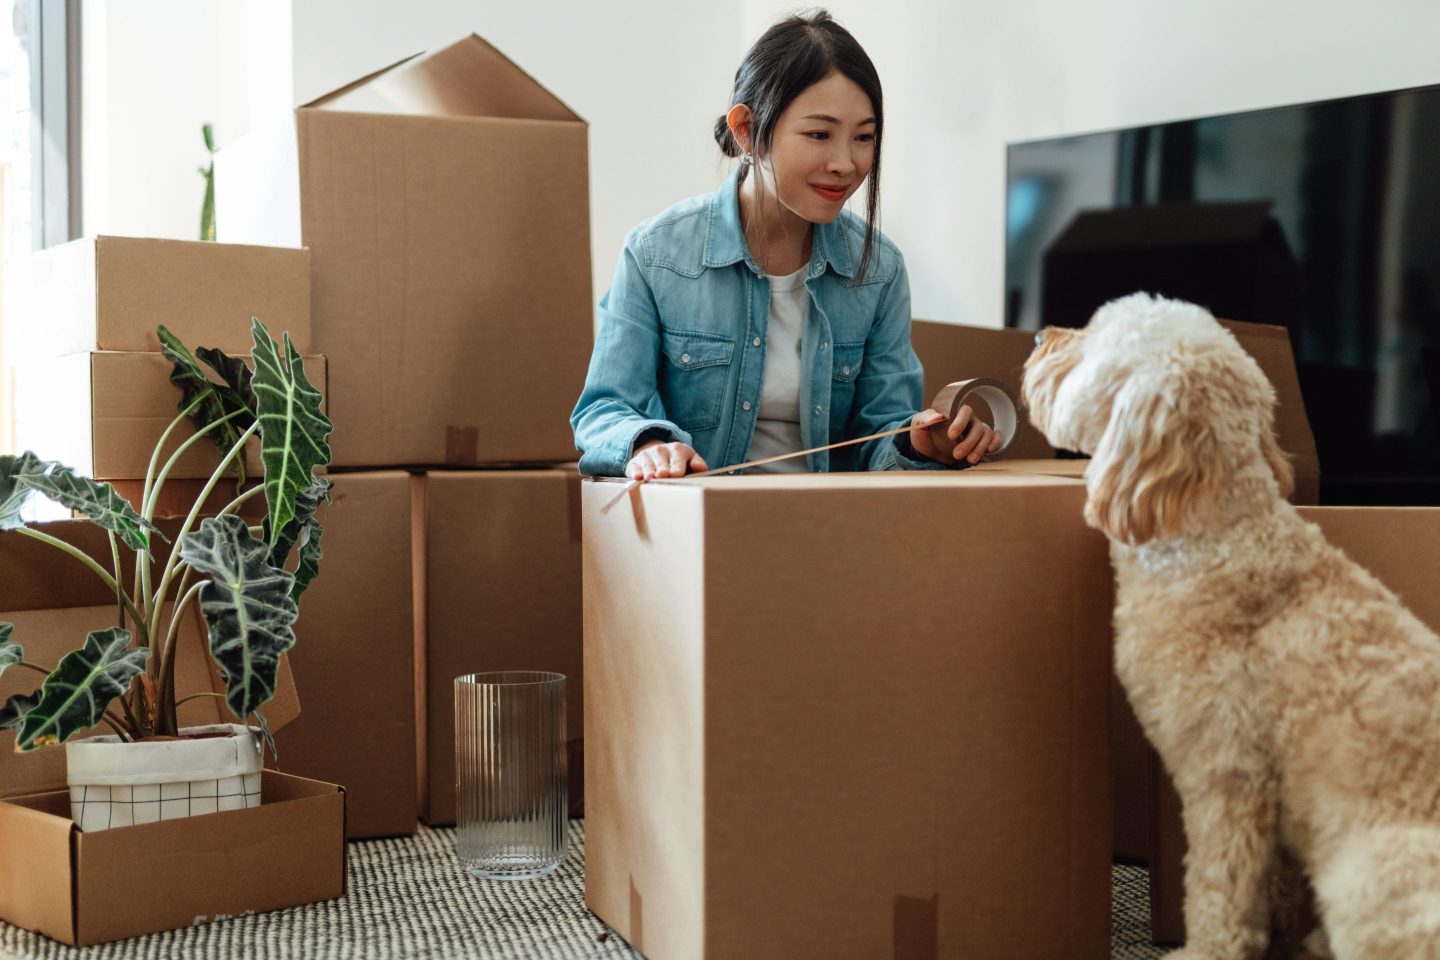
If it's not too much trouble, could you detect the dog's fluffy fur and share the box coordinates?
[1022,293,1440,960]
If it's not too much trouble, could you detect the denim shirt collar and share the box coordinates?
[702,166,856,281]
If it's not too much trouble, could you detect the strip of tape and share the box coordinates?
[598,378,1022,514]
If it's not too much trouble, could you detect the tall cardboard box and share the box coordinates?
[215,35,593,469]
[2,236,310,363]
[416,467,583,825]
[11,352,326,481]
[278,471,418,839]
[583,472,1113,960]
[0,520,345,946]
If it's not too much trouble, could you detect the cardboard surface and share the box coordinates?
[0,519,299,800]
[3,235,310,361]
[216,35,593,468]
[277,471,417,839]
[0,770,344,946]
[11,351,326,481]
[1147,506,1440,945]
[583,472,1113,960]
[418,467,583,826]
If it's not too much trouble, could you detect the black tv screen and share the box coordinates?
[1005,83,1440,505]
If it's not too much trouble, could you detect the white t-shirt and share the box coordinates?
[746,267,808,472]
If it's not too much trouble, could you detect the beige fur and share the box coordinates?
[1022,293,1440,960]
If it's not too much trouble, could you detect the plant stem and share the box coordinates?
[148,420,258,645]
[155,577,205,735]
[220,483,265,517]
[175,691,224,709]
[144,408,248,527]
[108,531,124,629]
[141,396,206,521]
[102,712,132,740]
[14,528,149,648]
[17,659,55,676]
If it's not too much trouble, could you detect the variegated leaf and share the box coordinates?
[15,627,149,750]
[0,691,40,732]
[0,452,43,530]
[0,625,19,678]
[158,325,257,483]
[251,317,332,553]
[291,522,324,605]
[15,459,161,551]
[265,474,330,570]
[178,514,298,720]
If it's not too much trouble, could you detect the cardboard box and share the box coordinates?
[3,235,310,362]
[11,351,326,481]
[1147,506,1440,944]
[278,471,418,839]
[416,467,583,826]
[583,472,1113,960]
[0,520,344,946]
[215,35,593,469]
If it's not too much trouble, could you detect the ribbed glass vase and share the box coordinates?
[454,671,568,880]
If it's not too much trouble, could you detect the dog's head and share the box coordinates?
[1021,293,1294,545]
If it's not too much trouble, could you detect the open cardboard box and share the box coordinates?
[10,351,327,481]
[216,34,592,469]
[0,520,345,946]
[583,471,1112,960]
[2,235,310,363]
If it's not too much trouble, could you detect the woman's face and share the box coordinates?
[750,71,876,225]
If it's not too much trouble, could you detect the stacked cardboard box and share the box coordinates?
[214,36,594,834]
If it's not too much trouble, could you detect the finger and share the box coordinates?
[667,445,689,477]
[626,459,643,480]
[690,451,709,473]
[911,422,953,464]
[988,430,1003,453]
[947,405,975,442]
[965,426,993,464]
[917,408,947,429]
[952,419,989,461]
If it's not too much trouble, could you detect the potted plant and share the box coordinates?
[0,318,331,831]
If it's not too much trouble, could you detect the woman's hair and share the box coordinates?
[713,9,883,281]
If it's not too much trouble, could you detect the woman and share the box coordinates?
[571,10,999,479]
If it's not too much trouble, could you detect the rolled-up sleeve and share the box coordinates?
[571,233,690,476]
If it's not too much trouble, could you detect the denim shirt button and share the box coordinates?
[821,342,829,350]
[842,366,851,376]
[752,337,761,347]
[814,405,823,414]
[742,401,752,411]
[681,353,691,364]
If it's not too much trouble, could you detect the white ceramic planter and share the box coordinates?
[65,723,263,832]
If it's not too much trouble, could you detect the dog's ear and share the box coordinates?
[1085,376,1223,545]
[1260,412,1295,499]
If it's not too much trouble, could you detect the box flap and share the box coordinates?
[305,34,581,123]
[0,790,77,945]
[1218,318,1320,501]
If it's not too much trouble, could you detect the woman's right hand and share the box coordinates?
[626,440,709,480]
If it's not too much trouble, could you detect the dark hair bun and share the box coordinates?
[714,115,741,157]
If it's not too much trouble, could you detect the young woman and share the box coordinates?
[571,10,1000,479]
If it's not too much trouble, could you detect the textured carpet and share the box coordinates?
[0,821,1168,959]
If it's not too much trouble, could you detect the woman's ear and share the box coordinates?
[726,103,753,153]
[1085,373,1223,545]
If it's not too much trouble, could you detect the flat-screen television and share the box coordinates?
[1005,83,1440,505]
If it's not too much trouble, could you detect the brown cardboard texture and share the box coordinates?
[3,235,310,361]
[0,519,299,801]
[1147,506,1440,945]
[0,770,344,946]
[279,471,417,839]
[914,318,1319,504]
[417,467,583,826]
[214,34,592,468]
[583,472,1112,960]
[11,351,326,481]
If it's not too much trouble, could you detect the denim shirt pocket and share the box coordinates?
[827,340,866,432]
[830,341,865,383]
[660,328,736,432]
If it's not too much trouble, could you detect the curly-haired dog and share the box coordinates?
[1022,293,1440,960]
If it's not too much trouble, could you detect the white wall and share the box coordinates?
[78,0,1440,327]
[743,0,1440,327]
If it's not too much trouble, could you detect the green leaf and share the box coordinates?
[0,691,40,732]
[178,514,298,721]
[251,317,332,552]
[15,627,149,750]
[250,708,277,764]
[0,452,43,530]
[15,459,163,552]
[265,474,330,570]
[157,325,257,483]
[291,523,324,605]
[0,626,18,673]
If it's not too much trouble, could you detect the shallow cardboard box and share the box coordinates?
[1147,506,1440,944]
[0,521,343,947]
[583,471,1113,960]
[215,35,592,468]
[416,467,583,826]
[2,235,310,362]
[11,351,326,481]
[278,470,417,839]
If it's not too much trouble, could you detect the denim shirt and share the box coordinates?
[571,168,943,477]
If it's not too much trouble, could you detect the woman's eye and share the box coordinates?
[856,134,876,143]
[806,131,830,141]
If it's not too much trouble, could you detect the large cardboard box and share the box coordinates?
[0,520,345,946]
[416,467,583,826]
[215,35,593,469]
[583,472,1113,960]
[2,235,310,362]
[11,351,326,481]
[277,471,418,839]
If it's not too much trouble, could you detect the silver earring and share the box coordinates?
[740,153,753,167]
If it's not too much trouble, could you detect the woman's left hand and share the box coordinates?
[909,405,1003,466]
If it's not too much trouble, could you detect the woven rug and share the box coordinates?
[0,821,1167,959]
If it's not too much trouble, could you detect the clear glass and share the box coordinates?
[454,671,567,880]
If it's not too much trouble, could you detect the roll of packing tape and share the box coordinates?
[927,377,1022,461]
